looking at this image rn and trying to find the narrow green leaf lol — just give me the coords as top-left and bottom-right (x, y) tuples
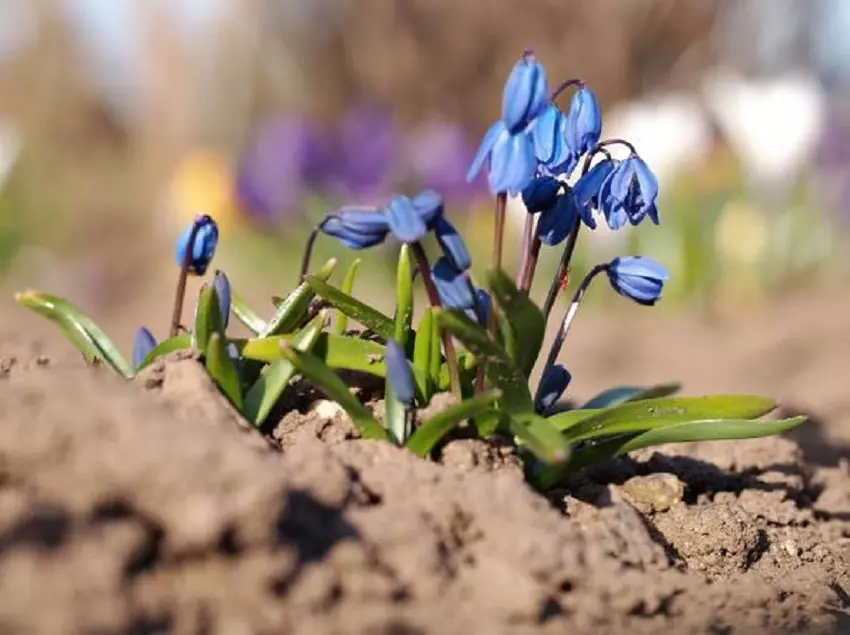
(242, 315), (324, 426)
(136, 334), (192, 371)
(243, 332), (386, 374)
(566, 416), (808, 474)
(205, 333), (243, 410)
(581, 382), (682, 410)
(193, 283), (224, 353)
(394, 245), (414, 345)
(407, 389), (502, 457)
(486, 268), (545, 377)
(260, 258), (336, 337)
(15, 291), (134, 379)
(436, 308), (533, 414)
(333, 259), (362, 336)
(550, 394), (778, 441)
(231, 289), (267, 335)
(508, 412), (571, 464)
(412, 308), (436, 403)
(305, 275), (394, 340)
(428, 309), (443, 389)
(278, 343), (387, 440)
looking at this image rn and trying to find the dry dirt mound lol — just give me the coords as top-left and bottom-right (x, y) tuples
(0, 344), (847, 635)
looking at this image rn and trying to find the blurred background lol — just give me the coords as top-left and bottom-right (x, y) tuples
(2, 0), (850, 345)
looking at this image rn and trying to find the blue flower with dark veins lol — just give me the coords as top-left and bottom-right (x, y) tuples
(535, 364), (571, 413)
(434, 217), (471, 272)
(536, 190), (579, 246)
(606, 256), (669, 306)
(213, 270), (231, 330)
(175, 214), (219, 276)
(321, 210), (388, 249)
(385, 339), (415, 406)
(431, 257), (475, 310)
(530, 105), (570, 169)
(572, 159), (616, 229)
(600, 155), (660, 229)
(132, 327), (157, 370)
(522, 176), (563, 214)
(501, 51), (549, 134)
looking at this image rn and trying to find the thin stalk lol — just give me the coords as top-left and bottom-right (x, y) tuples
(492, 192), (507, 273)
(299, 221), (325, 282)
(535, 264), (606, 404)
(515, 214), (538, 292)
(549, 78), (583, 102)
(169, 218), (202, 337)
(541, 221), (581, 320)
(519, 236), (542, 293)
(411, 242), (463, 401)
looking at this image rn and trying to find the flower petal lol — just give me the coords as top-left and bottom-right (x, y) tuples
(213, 270), (231, 330)
(531, 105), (561, 165)
(535, 364), (571, 412)
(434, 217), (472, 272)
(132, 327), (157, 370)
(386, 195), (427, 243)
(432, 257), (475, 310)
(466, 120), (505, 183)
(502, 54), (549, 133)
(322, 216), (387, 249)
(522, 176), (562, 214)
(335, 207), (390, 233)
(489, 130), (536, 195)
(385, 339), (415, 405)
(411, 189), (445, 227)
(536, 194), (578, 246)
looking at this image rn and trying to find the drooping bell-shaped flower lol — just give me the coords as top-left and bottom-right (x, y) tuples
(530, 105), (570, 169)
(501, 52), (549, 134)
(431, 257), (475, 310)
(132, 327), (157, 370)
(522, 175), (563, 214)
(321, 208), (389, 249)
(536, 191), (579, 246)
(385, 339), (415, 406)
(434, 217), (471, 272)
(175, 214), (219, 276)
(599, 155), (660, 229)
(606, 256), (669, 306)
(572, 159), (616, 229)
(535, 364), (571, 412)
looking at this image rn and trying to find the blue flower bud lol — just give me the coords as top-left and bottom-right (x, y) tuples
(333, 207), (391, 234)
(385, 339), (415, 406)
(434, 217), (471, 272)
(606, 256), (669, 306)
(566, 85), (602, 158)
(536, 192), (578, 246)
(385, 195), (427, 244)
(522, 176), (562, 214)
(432, 257), (475, 310)
(132, 326), (157, 370)
(502, 52), (549, 133)
(322, 213), (388, 249)
(531, 105), (570, 168)
(213, 270), (231, 330)
(599, 155), (660, 230)
(411, 189), (444, 228)
(535, 364), (571, 412)
(175, 214), (219, 276)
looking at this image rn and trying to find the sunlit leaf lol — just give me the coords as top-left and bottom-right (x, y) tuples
(508, 412), (571, 464)
(204, 332), (243, 410)
(406, 389), (502, 457)
(305, 275), (394, 341)
(260, 258), (336, 337)
(580, 382), (682, 409)
(136, 334), (192, 371)
(231, 289), (267, 335)
(412, 308), (436, 403)
(333, 259), (361, 336)
(486, 268), (544, 377)
(192, 283), (224, 353)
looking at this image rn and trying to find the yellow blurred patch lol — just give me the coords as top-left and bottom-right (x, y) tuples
(167, 149), (238, 230)
(714, 200), (768, 266)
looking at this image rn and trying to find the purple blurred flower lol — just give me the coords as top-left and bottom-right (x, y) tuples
(329, 105), (397, 202)
(404, 120), (486, 204)
(235, 113), (329, 224)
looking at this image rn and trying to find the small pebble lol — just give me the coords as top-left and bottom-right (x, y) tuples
(620, 473), (685, 513)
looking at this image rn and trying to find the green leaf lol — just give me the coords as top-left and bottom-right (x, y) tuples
(15, 290), (134, 379)
(242, 315), (324, 427)
(136, 334), (192, 371)
(333, 259), (361, 336)
(260, 258), (336, 337)
(204, 332), (243, 410)
(192, 283), (224, 353)
(230, 289), (267, 335)
(242, 332), (387, 375)
(277, 343), (387, 441)
(436, 308), (533, 414)
(565, 416), (807, 474)
(429, 310), (443, 389)
(508, 412), (571, 464)
(412, 308), (436, 403)
(406, 389), (502, 457)
(393, 245), (414, 346)
(581, 382), (682, 409)
(384, 390), (409, 447)
(486, 268), (545, 376)
(549, 394), (778, 442)
(305, 275), (394, 340)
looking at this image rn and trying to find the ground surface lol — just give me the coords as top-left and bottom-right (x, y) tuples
(0, 283), (849, 635)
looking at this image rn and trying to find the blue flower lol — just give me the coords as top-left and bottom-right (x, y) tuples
(213, 270), (231, 330)
(572, 159), (616, 229)
(385, 339), (415, 406)
(434, 217), (471, 272)
(467, 52), (547, 195)
(559, 85), (602, 175)
(606, 256), (669, 306)
(465, 288), (491, 325)
(132, 327), (157, 370)
(501, 52), (549, 134)
(599, 155), (660, 229)
(535, 364), (571, 412)
(431, 257), (475, 310)
(536, 191), (579, 246)
(522, 176), (563, 214)
(175, 214), (219, 275)
(530, 105), (570, 169)
(321, 190), (446, 250)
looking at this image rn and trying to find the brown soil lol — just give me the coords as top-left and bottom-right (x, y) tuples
(0, 284), (849, 635)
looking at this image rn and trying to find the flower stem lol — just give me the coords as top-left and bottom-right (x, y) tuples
(515, 213), (533, 287)
(299, 221), (325, 283)
(492, 192), (507, 273)
(549, 78), (583, 102)
(169, 218), (203, 338)
(535, 264), (606, 404)
(519, 236), (542, 293)
(541, 221), (581, 320)
(411, 242), (463, 401)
